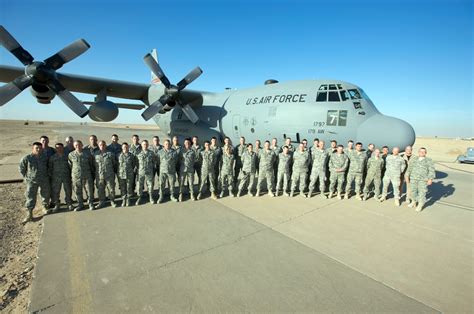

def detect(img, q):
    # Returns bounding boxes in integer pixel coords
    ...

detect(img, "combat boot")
[355,193,362,201]
[268,192,274,197]
[157,197,163,204]
[74,203,84,211]
[171,195,178,202]
[22,209,33,224]
[394,199,400,207]
[327,192,333,199]
[337,192,342,200]
[307,189,313,198]
[121,198,127,207]
[135,198,142,206]
[211,192,218,199]
[344,193,349,200]
[256,190,260,197]
[149,197,155,204]
[290,191,294,197]
[53,204,60,213]
[362,194,368,201]
[219,191,224,198]
[190,193,196,201]
[68,204,74,211]
[89,203,95,211]
[96,201,105,209]
[111,201,117,208]
[237,190,241,198]
[197,193,202,200]
[378,195,386,202]
[415,202,424,212]
[301,192,307,198]
[407,201,416,208]
[284,192,289,197]
[320,192,327,199]
[179,193,183,202]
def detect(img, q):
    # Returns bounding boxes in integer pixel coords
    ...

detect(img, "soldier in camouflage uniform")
[366,143,375,159]
[233,137,246,183]
[290,143,310,197]
[327,140,337,154]
[158,140,178,203]
[19,142,50,222]
[254,139,262,177]
[48,143,73,212]
[107,134,122,157]
[150,136,163,187]
[363,148,384,200]
[118,143,137,207]
[136,140,157,205]
[275,146,292,196]
[256,141,276,197]
[84,135,99,200]
[219,145,235,198]
[406,148,435,212]
[198,141,218,200]
[301,139,308,151]
[40,135,55,159]
[192,136,203,186]
[308,140,328,198]
[179,139,197,202]
[210,136,221,187]
[310,138,319,156]
[94,141,117,208]
[172,136,182,185]
[328,145,348,199]
[400,145,413,201]
[237,143,257,197]
[68,140,95,211]
[284,137,295,154]
[129,134,141,196]
[380,147,406,206]
[270,138,280,180]
[64,136,75,156]
[344,142,367,200]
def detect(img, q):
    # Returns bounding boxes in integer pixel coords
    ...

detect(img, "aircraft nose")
[357,114,415,149]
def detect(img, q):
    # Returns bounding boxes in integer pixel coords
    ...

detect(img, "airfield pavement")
[0,120,472,313]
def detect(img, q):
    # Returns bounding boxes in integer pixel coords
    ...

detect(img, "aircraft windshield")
[348,89,362,100]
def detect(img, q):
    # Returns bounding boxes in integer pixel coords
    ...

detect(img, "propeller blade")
[141,100,165,121]
[181,104,199,124]
[47,80,89,118]
[143,53,171,88]
[177,67,203,90]
[44,39,90,70]
[0,26,34,65]
[0,75,33,106]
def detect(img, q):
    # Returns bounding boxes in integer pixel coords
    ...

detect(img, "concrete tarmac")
[28,166,472,313]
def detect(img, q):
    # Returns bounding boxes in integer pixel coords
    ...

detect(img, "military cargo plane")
[0,26,415,149]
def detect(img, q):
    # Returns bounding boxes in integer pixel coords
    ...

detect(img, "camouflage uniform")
[192,144,203,186]
[40,147,55,207]
[308,148,328,196]
[233,144,246,182]
[172,144,182,184]
[19,153,50,211]
[48,153,72,209]
[210,145,221,187]
[118,152,137,206]
[158,149,178,202]
[179,148,197,199]
[290,150,310,195]
[275,152,292,195]
[68,150,95,209]
[381,154,406,200]
[329,152,348,196]
[83,145,99,199]
[94,151,117,207]
[257,149,275,195]
[219,152,235,196]
[150,144,163,183]
[401,153,413,200]
[136,150,157,204]
[238,150,257,195]
[363,156,384,199]
[271,144,280,180]
[406,157,435,207]
[129,143,142,194]
[199,149,218,195]
[345,150,367,197]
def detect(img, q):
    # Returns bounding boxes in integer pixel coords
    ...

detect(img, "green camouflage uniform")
[94,151,117,206]
[68,151,94,208]
[381,154,406,200]
[329,152,348,193]
[363,156,385,199]
[238,150,257,194]
[48,153,72,207]
[199,149,218,194]
[179,148,197,196]
[219,152,235,195]
[136,150,157,202]
[257,149,275,193]
[19,153,50,210]
[291,150,310,194]
[118,152,137,204]
[345,150,367,195]
[406,157,435,205]
[275,152,292,194]
[158,149,178,201]
[308,148,328,194]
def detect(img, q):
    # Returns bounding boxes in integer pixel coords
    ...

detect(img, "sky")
[0,0,472,137]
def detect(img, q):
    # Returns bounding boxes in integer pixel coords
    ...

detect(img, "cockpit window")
[316,92,327,102]
[348,89,362,99]
[340,90,349,101]
[337,84,343,89]
[328,84,337,90]
[318,85,328,91]
[328,91,340,102]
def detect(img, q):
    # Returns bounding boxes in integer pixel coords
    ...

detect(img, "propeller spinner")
[0,25,90,118]
[142,53,201,124]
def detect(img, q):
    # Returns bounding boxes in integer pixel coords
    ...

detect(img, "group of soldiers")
[19,134,435,223]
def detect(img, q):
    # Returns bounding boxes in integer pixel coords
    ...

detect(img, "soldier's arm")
[406,159,413,178]
[48,157,53,178]
[427,159,435,184]
[341,156,349,171]
[18,156,27,178]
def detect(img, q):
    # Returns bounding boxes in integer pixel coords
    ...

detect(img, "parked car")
[457,147,474,164]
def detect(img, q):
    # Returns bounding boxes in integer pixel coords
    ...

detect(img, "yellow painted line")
[65,214,93,313]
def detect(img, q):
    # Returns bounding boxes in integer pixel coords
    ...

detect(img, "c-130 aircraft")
[0,26,415,149]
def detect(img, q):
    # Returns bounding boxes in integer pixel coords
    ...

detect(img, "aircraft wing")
[0,65,150,103]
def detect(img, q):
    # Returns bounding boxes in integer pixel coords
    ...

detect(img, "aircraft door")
[232,114,241,139]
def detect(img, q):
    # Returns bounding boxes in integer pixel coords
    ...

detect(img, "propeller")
[0,25,90,117]
[141,53,201,123]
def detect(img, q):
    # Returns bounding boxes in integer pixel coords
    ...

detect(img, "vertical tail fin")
[150,49,161,85]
